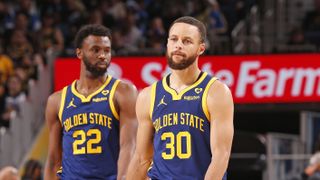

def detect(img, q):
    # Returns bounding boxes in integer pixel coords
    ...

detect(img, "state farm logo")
[235,61,320,98]
[139,60,320,101]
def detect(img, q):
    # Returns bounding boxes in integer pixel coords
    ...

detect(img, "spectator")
[22,159,42,180]
[303,0,320,46]
[118,10,144,54]
[287,27,306,45]
[37,10,64,56]
[0,166,20,180]
[1,74,27,124]
[303,0,320,32]
[0,53,14,84]
[0,83,7,128]
[86,8,103,25]
[207,0,228,35]
[6,29,33,65]
[145,17,166,54]
[303,152,320,179]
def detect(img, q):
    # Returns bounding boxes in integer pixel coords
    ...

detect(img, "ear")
[76,48,82,59]
[198,43,206,55]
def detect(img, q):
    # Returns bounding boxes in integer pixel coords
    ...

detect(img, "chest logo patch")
[67,98,77,108]
[157,95,167,107]
[195,88,203,94]
[102,90,109,96]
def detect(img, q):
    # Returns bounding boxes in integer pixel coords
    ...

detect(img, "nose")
[98,51,107,60]
[174,39,183,50]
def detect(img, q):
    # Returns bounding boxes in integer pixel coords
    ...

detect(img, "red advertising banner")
[54,54,320,104]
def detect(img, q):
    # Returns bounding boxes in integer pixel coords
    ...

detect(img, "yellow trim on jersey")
[162,72,208,100]
[58,86,68,123]
[202,77,218,121]
[57,166,62,174]
[109,80,120,120]
[71,75,112,103]
[149,83,157,119]
[147,161,154,172]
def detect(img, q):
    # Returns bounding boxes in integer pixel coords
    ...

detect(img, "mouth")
[96,61,109,68]
[172,52,185,57]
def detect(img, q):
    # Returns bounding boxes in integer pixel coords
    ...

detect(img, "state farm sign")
[54,54,320,104]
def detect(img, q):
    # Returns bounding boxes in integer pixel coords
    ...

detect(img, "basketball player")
[44,24,138,180]
[126,16,234,180]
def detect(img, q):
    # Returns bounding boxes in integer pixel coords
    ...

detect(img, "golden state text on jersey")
[148,72,227,180]
[58,75,120,180]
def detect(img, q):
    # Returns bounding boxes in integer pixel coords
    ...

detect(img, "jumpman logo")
[157,95,167,107]
[67,98,77,108]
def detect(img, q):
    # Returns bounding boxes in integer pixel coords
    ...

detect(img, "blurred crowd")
[0,0,257,130]
[0,0,255,58]
[0,159,42,180]
[288,0,320,48]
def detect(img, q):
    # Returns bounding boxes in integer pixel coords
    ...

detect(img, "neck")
[169,62,201,93]
[77,66,108,96]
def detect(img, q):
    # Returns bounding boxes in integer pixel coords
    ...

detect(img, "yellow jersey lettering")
[163,115,168,127]
[64,117,73,132]
[189,114,195,127]
[73,114,79,126]
[153,113,206,132]
[64,113,113,131]
[200,119,204,132]
[167,113,173,126]
[89,113,94,124]
[180,113,185,125]
[107,117,112,129]
[98,114,104,125]
[173,113,178,124]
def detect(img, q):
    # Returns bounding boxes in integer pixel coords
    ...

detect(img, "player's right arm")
[44,92,62,180]
[126,86,155,180]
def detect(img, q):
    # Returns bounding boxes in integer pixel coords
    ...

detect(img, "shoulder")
[208,79,231,95]
[115,80,138,97]
[113,80,138,111]
[207,79,233,106]
[138,84,154,102]
[48,90,62,104]
[47,89,64,112]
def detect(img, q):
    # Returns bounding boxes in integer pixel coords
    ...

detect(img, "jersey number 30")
[72,129,102,155]
[161,131,191,159]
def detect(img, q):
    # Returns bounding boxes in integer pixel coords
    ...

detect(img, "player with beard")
[126,16,234,180]
[44,24,138,180]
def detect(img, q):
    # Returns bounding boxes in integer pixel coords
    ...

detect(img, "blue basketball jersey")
[148,72,227,180]
[57,76,120,180]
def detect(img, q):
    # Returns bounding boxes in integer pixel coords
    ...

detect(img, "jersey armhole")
[201,77,218,122]
[109,80,120,120]
[58,86,68,124]
[149,83,157,120]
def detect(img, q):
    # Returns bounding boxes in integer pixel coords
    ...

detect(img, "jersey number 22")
[72,129,102,155]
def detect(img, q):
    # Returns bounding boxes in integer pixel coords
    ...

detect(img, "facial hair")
[166,51,197,70]
[83,55,109,77]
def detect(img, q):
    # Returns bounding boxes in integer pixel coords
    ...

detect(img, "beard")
[83,55,109,77]
[166,51,197,70]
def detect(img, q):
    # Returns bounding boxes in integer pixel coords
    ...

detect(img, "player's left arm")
[204,80,234,180]
[114,81,138,180]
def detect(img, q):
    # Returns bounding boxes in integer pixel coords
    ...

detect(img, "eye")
[104,48,111,54]
[91,47,100,53]
[183,39,192,45]
[169,37,178,42]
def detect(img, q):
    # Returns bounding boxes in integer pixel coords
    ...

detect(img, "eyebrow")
[90,45,111,49]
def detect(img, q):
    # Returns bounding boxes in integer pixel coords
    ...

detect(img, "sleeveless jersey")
[147,72,227,180]
[57,75,120,180]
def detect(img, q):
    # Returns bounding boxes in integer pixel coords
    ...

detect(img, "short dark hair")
[74,24,112,48]
[169,16,207,43]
